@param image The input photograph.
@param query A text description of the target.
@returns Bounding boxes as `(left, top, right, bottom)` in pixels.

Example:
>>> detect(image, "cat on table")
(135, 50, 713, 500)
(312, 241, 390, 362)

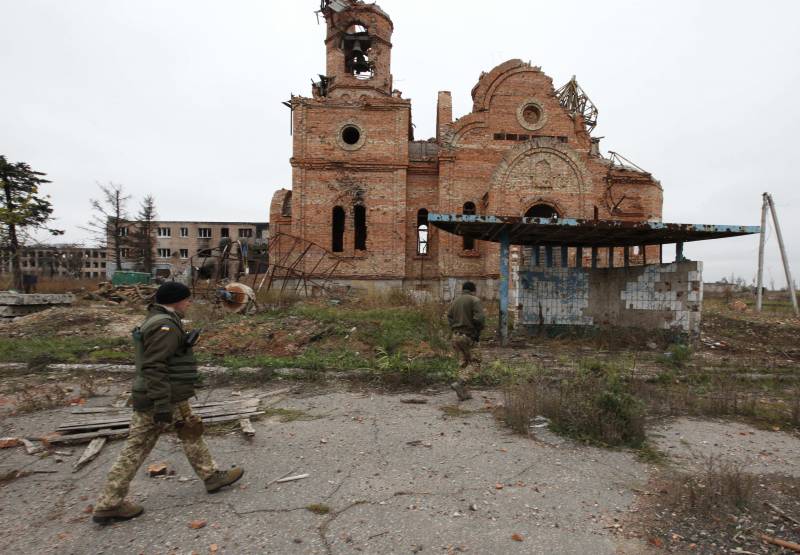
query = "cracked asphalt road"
(0, 382, 650, 554)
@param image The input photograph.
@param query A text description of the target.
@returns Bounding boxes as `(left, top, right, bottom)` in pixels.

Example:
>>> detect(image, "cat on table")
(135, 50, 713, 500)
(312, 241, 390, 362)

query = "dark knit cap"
(155, 282, 191, 305)
(462, 281, 476, 292)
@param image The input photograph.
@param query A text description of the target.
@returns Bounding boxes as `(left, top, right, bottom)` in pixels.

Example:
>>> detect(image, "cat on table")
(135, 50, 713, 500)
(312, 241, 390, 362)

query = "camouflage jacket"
(131, 304, 198, 413)
(447, 293, 486, 341)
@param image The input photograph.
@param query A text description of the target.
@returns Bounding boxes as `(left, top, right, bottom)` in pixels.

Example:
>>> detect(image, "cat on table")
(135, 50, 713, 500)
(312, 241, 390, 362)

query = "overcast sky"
(2, 0, 798, 284)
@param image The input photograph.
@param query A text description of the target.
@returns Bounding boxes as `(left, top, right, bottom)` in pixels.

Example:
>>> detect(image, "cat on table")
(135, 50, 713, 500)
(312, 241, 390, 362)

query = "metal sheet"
(427, 214, 759, 247)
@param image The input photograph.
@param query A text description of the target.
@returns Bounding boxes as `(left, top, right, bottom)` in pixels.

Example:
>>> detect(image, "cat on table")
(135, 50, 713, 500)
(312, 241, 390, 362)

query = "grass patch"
(0, 336, 131, 366)
(439, 405, 486, 418)
(664, 456, 755, 515)
(656, 344, 692, 369)
(636, 441, 668, 465)
(501, 360, 646, 447)
(305, 503, 331, 515)
(263, 407, 318, 422)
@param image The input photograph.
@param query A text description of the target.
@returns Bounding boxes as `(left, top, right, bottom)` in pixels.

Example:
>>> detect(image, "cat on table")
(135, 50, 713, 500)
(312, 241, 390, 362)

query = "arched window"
(354, 205, 367, 251)
(416, 208, 429, 255)
(462, 202, 476, 250)
(332, 206, 345, 253)
(525, 203, 559, 219)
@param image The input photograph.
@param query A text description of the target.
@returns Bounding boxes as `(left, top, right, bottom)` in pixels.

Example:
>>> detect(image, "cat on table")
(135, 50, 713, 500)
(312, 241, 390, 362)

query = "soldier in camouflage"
(93, 282, 245, 524)
(447, 281, 486, 401)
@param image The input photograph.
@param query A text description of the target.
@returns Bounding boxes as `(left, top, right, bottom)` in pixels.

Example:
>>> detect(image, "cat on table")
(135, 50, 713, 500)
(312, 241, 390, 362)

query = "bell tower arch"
(321, 0, 394, 96)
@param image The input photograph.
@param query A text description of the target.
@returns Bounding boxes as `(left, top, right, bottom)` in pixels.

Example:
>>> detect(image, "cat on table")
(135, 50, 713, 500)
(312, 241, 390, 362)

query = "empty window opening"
(332, 206, 345, 253)
(506, 133, 518, 141)
(281, 191, 292, 217)
(220, 227, 230, 238)
(525, 204, 559, 219)
(354, 205, 367, 250)
(341, 125, 361, 145)
(493, 133, 505, 140)
(416, 208, 429, 255)
(463, 202, 476, 250)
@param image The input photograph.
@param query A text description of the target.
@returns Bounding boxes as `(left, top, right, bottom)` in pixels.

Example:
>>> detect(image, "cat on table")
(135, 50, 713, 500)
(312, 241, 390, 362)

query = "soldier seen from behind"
(93, 282, 244, 523)
(447, 281, 486, 401)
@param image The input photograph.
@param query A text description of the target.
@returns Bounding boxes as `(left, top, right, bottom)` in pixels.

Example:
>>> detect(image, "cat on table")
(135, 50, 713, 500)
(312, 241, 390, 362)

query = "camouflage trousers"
(95, 401, 217, 510)
(452, 332, 482, 382)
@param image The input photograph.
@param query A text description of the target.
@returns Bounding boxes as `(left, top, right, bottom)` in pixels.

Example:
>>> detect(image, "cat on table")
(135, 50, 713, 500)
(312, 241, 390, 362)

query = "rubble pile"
(86, 282, 158, 304)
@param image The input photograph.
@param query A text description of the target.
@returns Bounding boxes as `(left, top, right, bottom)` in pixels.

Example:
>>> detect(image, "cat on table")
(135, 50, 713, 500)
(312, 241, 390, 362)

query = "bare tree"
(83, 183, 131, 271)
(132, 195, 157, 273)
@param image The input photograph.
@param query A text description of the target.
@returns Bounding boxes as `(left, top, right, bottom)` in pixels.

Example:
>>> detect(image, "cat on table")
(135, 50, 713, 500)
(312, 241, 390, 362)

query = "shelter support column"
(676, 242, 685, 262)
(499, 230, 510, 346)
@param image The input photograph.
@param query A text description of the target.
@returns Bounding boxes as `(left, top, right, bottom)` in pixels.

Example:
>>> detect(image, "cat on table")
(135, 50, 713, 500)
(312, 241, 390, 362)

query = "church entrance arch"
(525, 203, 559, 219)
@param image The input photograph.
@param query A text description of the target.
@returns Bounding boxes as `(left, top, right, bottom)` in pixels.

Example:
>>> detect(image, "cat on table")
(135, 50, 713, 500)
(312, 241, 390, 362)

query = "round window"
(516, 99, 547, 131)
(337, 122, 365, 151)
(522, 104, 542, 126)
(341, 125, 361, 145)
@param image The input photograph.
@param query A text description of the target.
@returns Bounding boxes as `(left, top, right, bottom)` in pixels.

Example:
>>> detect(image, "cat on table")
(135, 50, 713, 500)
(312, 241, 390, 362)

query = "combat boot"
(450, 380, 473, 401)
(205, 467, 244, 493)
(92, 500, 144, 524)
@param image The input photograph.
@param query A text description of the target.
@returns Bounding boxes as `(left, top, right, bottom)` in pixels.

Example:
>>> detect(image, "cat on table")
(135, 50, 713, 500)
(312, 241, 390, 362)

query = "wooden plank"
(58, 406, 262, 432)
(47, 428, 129, 445)
(73, 437, 106, 471)
(49, 412, 265, 444)
(70, 397, 261, 414)
(60, 400, 260, 430)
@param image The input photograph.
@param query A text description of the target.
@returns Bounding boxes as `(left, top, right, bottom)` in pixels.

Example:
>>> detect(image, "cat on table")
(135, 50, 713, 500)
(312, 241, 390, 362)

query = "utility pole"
(764, 193, 799, 317)
(756, 193, 768, 311)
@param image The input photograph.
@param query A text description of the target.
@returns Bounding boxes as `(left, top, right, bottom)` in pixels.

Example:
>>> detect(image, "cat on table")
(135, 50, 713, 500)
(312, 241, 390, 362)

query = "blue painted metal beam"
(499, 230, 510, 346)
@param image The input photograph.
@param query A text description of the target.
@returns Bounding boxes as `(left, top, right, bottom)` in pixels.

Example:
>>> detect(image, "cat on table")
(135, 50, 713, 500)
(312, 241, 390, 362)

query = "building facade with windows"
(1, 244, 109, 279)
(107, 220, 268, 279)
(269, 0, 663, 298)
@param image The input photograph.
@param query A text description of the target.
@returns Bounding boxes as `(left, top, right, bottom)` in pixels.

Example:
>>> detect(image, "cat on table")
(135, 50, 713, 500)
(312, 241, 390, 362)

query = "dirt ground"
(2, 292, 800, 553)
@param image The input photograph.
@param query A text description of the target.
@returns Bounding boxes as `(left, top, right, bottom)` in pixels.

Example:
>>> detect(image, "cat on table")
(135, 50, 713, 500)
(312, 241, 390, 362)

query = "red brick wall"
(270, 4, 663, 287)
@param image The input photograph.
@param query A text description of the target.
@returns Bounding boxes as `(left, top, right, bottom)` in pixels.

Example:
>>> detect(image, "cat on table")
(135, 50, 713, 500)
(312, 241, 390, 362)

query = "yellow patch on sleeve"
(159, 326, 172, 331)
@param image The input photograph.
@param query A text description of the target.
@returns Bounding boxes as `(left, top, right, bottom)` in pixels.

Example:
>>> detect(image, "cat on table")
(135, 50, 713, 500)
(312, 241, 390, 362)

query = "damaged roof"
(427, 214, 759, 247)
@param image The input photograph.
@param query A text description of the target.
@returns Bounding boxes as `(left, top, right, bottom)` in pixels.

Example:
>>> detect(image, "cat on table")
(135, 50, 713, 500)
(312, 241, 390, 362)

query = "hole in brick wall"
(558, 136, 568, 143)
(525, 204, 559, 219)
(493, 133, 505, 140)
(518, 134, 529, 141)
(506, 133, 518, 141)
(341, 126, 361, 145)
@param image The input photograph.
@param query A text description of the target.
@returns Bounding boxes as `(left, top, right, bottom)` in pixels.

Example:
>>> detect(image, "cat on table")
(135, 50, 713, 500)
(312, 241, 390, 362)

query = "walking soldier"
(447, 281, 486, 401)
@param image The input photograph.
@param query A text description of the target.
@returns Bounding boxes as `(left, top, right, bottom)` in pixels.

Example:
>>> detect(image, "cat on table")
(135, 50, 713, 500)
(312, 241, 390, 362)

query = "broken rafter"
(555, 76, 598, 134)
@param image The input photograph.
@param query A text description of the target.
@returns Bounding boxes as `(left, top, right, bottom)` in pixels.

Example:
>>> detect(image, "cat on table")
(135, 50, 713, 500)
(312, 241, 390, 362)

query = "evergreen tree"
(0, 156, 63, 289)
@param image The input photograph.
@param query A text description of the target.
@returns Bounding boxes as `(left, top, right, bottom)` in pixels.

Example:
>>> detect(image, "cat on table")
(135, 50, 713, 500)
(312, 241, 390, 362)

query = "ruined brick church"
(269, 0, 663, 298)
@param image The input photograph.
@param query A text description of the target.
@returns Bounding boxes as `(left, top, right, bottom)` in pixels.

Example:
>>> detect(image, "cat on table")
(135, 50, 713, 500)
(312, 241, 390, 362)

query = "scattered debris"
(400, 398, 428, 404)
(188, 519, 207, 530)
(73, 437, 106, 472)
(21, 438, 43, 455)
(511, 533, 524, 542)
(147, 463, 168, 477)
(729, 299, 748, 312)
(88, 282, 157, 305)
(239, 418, 255, 438)
(275, 473, 309, 484)
(0, 437, 21, 449)
(758, 533, 800, 552)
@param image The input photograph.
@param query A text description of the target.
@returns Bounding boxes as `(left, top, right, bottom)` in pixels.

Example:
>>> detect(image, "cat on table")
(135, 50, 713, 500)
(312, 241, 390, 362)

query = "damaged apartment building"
(270, 0, 665, 300)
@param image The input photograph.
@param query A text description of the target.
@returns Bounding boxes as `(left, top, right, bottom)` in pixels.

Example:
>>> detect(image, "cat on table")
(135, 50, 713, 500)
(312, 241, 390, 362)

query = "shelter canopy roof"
(427, 214, 759, 248)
